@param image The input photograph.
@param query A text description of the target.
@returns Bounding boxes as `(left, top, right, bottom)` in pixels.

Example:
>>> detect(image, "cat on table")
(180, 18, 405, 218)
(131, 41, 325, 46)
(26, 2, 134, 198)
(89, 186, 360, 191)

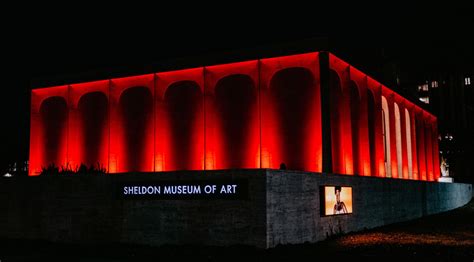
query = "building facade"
(29, 52, 440, 181)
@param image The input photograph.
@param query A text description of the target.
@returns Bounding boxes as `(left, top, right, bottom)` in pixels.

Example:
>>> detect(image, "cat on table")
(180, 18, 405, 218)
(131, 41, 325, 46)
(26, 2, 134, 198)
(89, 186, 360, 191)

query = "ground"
(1, 200, 473, 261)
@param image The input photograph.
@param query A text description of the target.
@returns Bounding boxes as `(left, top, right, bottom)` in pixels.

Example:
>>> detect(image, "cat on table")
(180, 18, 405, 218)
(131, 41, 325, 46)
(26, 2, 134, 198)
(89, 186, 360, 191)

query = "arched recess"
(164, 81, 203, 170)
(260, 53, 321, 172)
(214, 74, 257, 168)
(118, 86, 153, 172)
(416, 113, 427, 180)
(68, 80, 109, 170)
(410, 110, 419, 180)
(39, 96, 68, 169)
(330, 70, 343, 173)
(269, 67, 316, 171)
(394, 103, 403, 178)
(425, 119, 434, 181)
(156, 68, 203, 171)
(367, 89, 377, 177)
(77, 92, 108, 169)
(431, 120, 440, 181)
(381, 96, 391, 177)
(405, 108, 413, 179)
(349, 81, 361, 175)
(29, 86, 69, 176)
(204, 61, 259, 170)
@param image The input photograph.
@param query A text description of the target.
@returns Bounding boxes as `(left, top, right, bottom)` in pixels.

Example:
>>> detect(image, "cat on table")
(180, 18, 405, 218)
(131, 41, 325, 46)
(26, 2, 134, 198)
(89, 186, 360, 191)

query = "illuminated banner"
(117, 180, 248, 200)
(320, 186, 353, 216)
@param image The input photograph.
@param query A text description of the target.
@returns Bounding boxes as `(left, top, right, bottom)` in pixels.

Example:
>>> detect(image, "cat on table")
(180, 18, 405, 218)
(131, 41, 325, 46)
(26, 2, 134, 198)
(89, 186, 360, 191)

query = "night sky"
(2, 6, 473, 172)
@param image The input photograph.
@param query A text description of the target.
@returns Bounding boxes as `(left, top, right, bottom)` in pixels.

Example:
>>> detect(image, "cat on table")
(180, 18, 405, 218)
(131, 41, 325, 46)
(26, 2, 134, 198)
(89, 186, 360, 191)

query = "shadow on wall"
(40, 97, 68, 167)
(271, 67, 315, 170)
(119, 87, 153, 172)
(165, 81, 202, 170)
(215, 74, 257, 168)
(78, 92, 108, 167)
(325, 220, 344, 240)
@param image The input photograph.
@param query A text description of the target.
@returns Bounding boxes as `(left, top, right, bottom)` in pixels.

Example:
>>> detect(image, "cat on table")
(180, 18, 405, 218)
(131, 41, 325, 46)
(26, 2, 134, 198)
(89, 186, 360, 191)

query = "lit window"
(465, 77, 471, 85)
(419, 97, 429, 104)
(431, 81, 438, 88)
(417, 83, 429, 91)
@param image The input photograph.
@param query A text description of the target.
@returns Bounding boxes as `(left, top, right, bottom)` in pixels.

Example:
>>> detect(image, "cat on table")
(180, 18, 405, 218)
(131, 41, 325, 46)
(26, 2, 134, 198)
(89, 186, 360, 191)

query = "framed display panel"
(320, 185, 353, 216)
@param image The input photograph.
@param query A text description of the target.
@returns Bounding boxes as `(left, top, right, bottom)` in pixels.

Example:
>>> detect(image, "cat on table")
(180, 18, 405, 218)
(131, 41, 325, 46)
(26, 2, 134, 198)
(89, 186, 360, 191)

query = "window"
(417, 84, 429, 91)
(419, 97, 429, 104)
(431, 81, 438, 88)
(465, 77, 471, 86)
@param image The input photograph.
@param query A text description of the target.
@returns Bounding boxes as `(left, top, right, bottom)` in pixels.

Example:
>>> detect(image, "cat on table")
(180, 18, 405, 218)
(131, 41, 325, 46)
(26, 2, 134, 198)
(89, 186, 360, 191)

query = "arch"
(269, 67, 315, 170)
(118, 86, 153, 172)
(425, 121, 434, 181)
(381, 96, 391, 177)
(367, 89, 376, 176)
(39, 96, 68, 167)
(394, 103, 402, 178)
(349, 81, 360, 175)
(410, 112, 419, 180)
(77, 92, 108, 168)
(215, 74, 257, 168)
(164, 81, 203, 170)
(405, 109, 413, 179)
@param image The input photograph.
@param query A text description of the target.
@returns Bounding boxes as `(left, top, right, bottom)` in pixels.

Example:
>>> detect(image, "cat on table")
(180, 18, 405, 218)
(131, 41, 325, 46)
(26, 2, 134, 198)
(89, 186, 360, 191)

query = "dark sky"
(2, 6, 473, 169)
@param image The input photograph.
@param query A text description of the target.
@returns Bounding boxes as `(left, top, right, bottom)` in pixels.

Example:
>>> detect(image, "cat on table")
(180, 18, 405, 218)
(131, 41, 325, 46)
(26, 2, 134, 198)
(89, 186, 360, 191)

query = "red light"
(29, 52, 438, 183)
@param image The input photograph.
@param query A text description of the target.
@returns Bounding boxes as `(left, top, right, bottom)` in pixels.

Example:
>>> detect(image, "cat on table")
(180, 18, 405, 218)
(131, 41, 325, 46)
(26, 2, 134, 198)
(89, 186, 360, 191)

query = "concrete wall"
(266, 170, 472, 248)
(0, 170, 471, 249)
(0, 170, 267, 248)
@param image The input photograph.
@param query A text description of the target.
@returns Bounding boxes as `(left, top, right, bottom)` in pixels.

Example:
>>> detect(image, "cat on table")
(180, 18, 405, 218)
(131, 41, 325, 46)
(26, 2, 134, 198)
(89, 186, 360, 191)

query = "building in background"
(413, 72, 474, 183)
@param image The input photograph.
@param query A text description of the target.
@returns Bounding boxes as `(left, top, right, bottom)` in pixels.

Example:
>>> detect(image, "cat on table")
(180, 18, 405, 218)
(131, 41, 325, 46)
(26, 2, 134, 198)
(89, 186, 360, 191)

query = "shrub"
(40, 162, 107, 176)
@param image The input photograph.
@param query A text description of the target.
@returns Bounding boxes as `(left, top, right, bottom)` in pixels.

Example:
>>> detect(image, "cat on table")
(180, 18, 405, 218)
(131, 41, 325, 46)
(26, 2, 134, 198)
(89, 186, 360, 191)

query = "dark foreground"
(1, 200, 473, 262)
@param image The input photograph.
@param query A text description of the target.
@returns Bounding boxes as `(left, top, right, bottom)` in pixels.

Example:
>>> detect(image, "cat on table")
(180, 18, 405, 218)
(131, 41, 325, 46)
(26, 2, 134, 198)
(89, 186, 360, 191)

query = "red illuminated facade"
(29, 52, 440, 181)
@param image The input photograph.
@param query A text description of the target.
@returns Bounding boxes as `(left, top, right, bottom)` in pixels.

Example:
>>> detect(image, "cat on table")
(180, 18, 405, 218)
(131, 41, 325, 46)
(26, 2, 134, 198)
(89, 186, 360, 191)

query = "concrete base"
(0, 170, 472, 248)
(438, 176, 454, 183)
